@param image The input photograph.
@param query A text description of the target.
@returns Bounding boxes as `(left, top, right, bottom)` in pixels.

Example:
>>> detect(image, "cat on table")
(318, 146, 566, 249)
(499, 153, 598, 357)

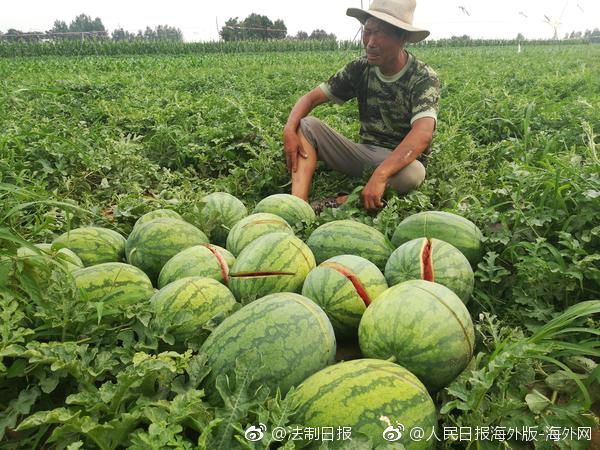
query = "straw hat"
(347, 0, 430, 43)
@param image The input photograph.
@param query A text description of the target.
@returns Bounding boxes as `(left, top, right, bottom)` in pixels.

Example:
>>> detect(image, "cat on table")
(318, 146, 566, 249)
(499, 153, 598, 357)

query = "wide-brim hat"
(347, 0, 430, 43)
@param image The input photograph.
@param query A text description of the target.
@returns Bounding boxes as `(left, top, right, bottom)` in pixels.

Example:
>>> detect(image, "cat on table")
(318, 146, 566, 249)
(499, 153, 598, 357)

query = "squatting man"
(283, 0, 440, 211)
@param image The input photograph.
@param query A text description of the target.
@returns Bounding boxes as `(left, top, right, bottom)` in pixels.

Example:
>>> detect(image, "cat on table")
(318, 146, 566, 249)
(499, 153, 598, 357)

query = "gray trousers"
(300, 117, 426, 194)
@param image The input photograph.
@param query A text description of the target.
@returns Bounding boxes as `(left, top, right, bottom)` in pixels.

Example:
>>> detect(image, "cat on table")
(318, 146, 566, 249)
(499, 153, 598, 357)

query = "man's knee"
(299, 116, 324, 148)
(387, 160, 426, 194)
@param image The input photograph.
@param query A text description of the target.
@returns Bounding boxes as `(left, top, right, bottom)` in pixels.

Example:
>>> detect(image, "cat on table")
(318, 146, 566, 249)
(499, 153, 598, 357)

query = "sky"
(1, 0, 598, 42)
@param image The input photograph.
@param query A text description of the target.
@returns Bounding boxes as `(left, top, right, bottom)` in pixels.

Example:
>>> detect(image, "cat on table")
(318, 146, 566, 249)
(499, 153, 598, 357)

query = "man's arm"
(362, 117, 436, 210)
(283, 87, 329, 173)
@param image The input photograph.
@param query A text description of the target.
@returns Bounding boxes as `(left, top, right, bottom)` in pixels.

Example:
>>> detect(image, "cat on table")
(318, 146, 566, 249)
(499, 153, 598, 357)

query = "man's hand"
(362, 173, 387, 210)
(283, 127, 308, 173)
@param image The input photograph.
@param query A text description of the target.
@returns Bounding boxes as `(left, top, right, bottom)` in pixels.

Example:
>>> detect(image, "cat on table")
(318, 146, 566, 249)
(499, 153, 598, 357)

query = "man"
(283, 0, 440, 211)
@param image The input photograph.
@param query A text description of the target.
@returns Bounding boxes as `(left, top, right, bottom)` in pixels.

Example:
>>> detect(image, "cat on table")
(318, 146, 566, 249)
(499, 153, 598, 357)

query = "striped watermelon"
(52, 226, 126, 266)
(306, 220, 394, 270)
(225, 212, 293, 257)
(200, 292, 336, 401)
(391, 211, 484, 265)
(125, 218, 209, 284)
(301, 255, 388, 340)
(133, 209, 183, 230)
(252, 194, 315, 226)
(18, 244, 84, 272)
(151, 276, 237, 345)
(228, 232, 315, 304)
(292, 359, 437, 448)
(358, 280, 475, 392)
(73, 262, 155, 314)
(198, 192, 248, 246)
(157, 244, 235, 288)
(385, 238, 474, 303)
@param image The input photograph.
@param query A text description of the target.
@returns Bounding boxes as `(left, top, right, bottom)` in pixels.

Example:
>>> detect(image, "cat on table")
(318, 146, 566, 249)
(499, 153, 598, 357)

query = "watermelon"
(385, 238, 474, 303)
(306, 220, 394, 270)
(225, 212, 293, 257)
(301, 255, 388, 340)
(73, 262, 155, 314)
(200, 292, 336, 402)
(18, 244, 84, 272)
(125, 218, 209, 284)
(252, 194, 315, 226)
(151, 276, 237, 345)
(391, 211, 484, 265)
(157, 244, 235, 289)
(133, 209, 183, 230)
(52, 226, 126, 266)
(228, 232, 316, 304)
(198, 192, 248, 246)
(292, 359, 437, 448)
(358, 280, 475, 392)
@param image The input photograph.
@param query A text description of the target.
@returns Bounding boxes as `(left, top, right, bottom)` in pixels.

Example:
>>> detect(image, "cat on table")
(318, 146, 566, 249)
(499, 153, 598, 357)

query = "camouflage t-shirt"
(319, 52, 440, 152)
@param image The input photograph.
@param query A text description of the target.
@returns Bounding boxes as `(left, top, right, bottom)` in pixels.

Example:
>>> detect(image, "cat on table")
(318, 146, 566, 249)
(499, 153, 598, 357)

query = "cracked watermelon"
(198, 192, 248, 246)
(252, 194, 315, 226)
(301, 255, 388, 340)
(292, 359, 437, 448)
(157, 244, 235, 289)
(385, 237, 474, 303)
(306, 220, 394, 270)
(358, 280, 475, 392)
(151, 276, 237, 345)
(391, 211, 484, 265)
(125, 218, 209, 284)
(228, 232, 315, 304)
(52, 226, 126, 267)
(200, 292, 336, 402)
(225, 212, 293, 257)
(73, 262, 155, 314)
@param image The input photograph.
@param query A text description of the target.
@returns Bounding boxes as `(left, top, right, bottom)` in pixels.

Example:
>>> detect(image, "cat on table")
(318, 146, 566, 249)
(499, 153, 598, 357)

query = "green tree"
(295, 30, 309, 40)
(309, 29, 336, 40)
(50, 20, 69, 34)
(220, 14, 287, 41)
(69, 14, 106, 33)
(220, 17, 242, 41)
(111, 27, 136, 41)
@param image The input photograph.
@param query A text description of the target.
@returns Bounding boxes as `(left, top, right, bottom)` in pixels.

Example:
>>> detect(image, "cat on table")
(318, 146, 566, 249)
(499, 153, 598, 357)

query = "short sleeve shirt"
(319, 52, 440, 150)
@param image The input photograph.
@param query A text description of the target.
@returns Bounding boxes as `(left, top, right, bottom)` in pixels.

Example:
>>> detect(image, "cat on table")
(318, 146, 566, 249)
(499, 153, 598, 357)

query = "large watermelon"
(18, 244, 84, 272)
(385, 238, 474, 303)
(252, 194, 315, 226)
(133, 209, 183, 231)
(125, 218, 209, 284)
(228, 232, 315, 304)
(391, 211, 484, 265)
(200, 292, 336, 402)
(157, 244, 235, 289)
(292, 359, 437, 448)
(73, 262, 155, 314)
(225, 212, 292, 256)
(301, 255, 388, 340)
(306, 220, 394, 270)
(151, 276, 237, 345)
(358, 280, 475, 392)
(197, 192, 248, 246)
(52, 226, 126, 266)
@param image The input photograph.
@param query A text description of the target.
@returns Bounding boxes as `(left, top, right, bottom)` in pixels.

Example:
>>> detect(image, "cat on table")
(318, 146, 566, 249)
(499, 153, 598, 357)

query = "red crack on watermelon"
(229, 271, 296, 278)
(322, 262, 371, 306)
(421, 239, 434, 282)
(203, 243, 229, 284)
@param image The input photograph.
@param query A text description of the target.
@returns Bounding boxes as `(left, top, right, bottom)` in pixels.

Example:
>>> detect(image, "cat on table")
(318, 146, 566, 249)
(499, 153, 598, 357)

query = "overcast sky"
(2, 0, 598, 41)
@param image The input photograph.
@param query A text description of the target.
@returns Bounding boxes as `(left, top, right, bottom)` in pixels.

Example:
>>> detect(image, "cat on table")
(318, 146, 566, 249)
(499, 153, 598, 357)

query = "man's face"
(362, 17, 405, 68)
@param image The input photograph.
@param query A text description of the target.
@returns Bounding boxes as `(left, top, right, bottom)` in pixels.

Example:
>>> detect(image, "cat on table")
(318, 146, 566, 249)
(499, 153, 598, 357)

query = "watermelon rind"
(292, 358, 437, 449)
(385, 237, 474, 303)
(133, 209, 183, 231)
(225, 212, 293, 257)
(200, 292, 336, 401)
(157, 244, 235, 289)
(52, 226, 127, 267)
(358, 280, 475, 392)
(253, 194, 315, 226)
(306, 220, 394, 270)
(198, 192, 248, 246)
(391, 211, 484, 265)
(125, 218, 209, 284)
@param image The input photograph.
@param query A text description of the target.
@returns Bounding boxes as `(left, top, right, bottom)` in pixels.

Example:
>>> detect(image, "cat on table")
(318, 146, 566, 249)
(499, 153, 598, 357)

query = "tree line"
(219, 14, 336, 41)
(0, 14, 183, 42)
